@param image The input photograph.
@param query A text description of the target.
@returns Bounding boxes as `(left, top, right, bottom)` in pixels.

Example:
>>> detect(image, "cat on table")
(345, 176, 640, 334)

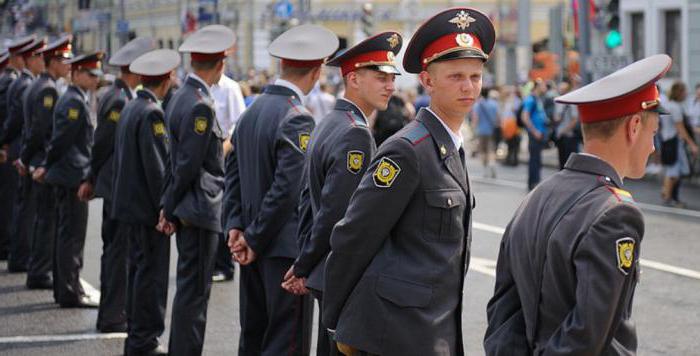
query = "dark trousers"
(8, 173, 35, 271)
(97, 200, 127, 330)
(238, 257, 313, 356)
(168, 225, 218, 356)
(53, 185, 88, 305)
(125, 223, 170, 354)
(504, 134, 520, 166)
(0, 161, 18, 259)
(556, 136, 580, 170)
(527, 134, 544, 190)
(26, 181, 56, 283)
(311, 289, 338, 356)
(214, 232, 235, 277)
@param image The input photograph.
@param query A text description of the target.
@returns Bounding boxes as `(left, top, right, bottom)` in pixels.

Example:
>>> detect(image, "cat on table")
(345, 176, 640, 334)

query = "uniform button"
(447, 198, 452, 206)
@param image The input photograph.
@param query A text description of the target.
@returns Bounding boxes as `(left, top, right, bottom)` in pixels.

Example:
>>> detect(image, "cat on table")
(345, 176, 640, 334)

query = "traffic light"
(604, 0, 621, 48)
(361, 3, 374, 37)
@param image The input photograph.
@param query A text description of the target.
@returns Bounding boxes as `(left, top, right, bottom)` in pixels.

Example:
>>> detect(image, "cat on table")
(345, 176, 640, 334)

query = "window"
(664, 10, 682, 78)
(630, 12, 644, 61)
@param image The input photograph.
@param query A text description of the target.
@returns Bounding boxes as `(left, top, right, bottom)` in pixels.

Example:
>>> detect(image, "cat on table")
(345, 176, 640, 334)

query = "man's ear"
(627, 113, 643, 141)
(418, 70, 432, 94)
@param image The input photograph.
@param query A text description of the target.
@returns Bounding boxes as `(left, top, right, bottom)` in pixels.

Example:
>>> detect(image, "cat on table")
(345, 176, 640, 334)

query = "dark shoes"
(59, 294, 100, 308)
(97, 323, 127, 333)
(26, 277, 53, 290)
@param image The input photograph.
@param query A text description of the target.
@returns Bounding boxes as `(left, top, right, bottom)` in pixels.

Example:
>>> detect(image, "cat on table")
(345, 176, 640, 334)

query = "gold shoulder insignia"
(108, 110, 121, 122)
(616, 237, 635, 275)
(373, 156, 401, 188)
(43, 95, 54, 108)
(67, 108, 79, 121)
(299, 132, 310, 152)
(194, 116, 208, 134)
(153, 122, 166, 137)
(347, 150, 364, 174)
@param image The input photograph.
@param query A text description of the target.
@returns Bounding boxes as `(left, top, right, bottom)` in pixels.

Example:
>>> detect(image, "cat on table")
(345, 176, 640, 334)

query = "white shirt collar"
(338, 97, 368, 124)
(189, 73, 211, 94)
(275, 78, 306, 105)
(426, 107, 463, 150)
(74, 85, 89, 101)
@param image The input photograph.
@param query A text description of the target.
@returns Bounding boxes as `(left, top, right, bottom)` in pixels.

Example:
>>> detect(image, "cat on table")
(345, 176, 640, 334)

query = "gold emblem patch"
(456, 33, 474, 48)
(373, 157, 401, 188)
(108, 110, 120, 122)
(616, 237, 635, 275)
(153, 122, 166, 137)
(194, 116, 208, 134)
(299, 132, 310, 152)
(67, 108, 79, 121)
(43, 96, 54, 108)
(449, 10, 477, 30)
(347, 150, 364, 174)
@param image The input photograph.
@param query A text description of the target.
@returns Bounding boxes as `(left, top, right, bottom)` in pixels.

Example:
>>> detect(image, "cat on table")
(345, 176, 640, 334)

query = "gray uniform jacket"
(294, 98, 377, 291)
(43, 85, 93, 188)
(0, 70, 33, 157)
(0, 67, 19, 142)
(224, 84, 315, 259)
(162, 76, 225, 233)
(484, 153, 643, 356)
(323, 108, 474, 356)
(89, 78, 132, 200)
(111, 89, 169, 226)
(20, 72, 58, 167)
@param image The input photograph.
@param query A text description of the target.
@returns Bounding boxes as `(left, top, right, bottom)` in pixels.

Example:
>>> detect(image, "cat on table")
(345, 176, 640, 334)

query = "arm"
(541, 204, 643, 355)
(242, 113, 315, 255)
(88, 96, 125, 183)
(521, 97, 541, 139)
(43, 99, 84, 168)
(0, 81, 28, 146)
(322, 138, 420, 330)
(21, 88, 57, 166)
(294, 127, 374, 278)
(138, 111, 169, 212)
(223, 133, 243, 232)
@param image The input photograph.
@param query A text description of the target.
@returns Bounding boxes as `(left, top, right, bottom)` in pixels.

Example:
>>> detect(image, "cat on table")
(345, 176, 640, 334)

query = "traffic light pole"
(578, 0, 592, 84)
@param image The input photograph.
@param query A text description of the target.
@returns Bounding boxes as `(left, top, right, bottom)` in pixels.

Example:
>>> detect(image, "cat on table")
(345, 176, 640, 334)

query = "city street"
(1, 153, 699, 355)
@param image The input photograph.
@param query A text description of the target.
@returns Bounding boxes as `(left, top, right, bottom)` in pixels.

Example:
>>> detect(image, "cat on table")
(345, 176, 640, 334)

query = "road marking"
(471, 176, 700, 219)
(473, 221, 700, 281)
(0, 332, 126, 344)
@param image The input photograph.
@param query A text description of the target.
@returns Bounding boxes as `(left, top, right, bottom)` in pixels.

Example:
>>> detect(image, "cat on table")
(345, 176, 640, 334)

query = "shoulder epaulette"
(344, 112, 368, 128)
(401, 121, 430, 146)
(287, 97, 309, 116)
(605, 184, 635, 204)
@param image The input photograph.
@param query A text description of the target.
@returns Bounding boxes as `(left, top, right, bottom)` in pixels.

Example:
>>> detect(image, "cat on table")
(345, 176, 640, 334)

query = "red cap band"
(577, 85, 660, 123)
(340, 50, 395, 76)
(73, 61, 101, 71)
(281, 58, 324, 68)
(191, 52, 226, 62)
(420, 33, 483, 70)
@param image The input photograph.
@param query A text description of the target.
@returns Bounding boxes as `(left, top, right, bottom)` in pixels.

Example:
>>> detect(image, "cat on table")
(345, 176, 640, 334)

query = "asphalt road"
(1, 157, 699, 355)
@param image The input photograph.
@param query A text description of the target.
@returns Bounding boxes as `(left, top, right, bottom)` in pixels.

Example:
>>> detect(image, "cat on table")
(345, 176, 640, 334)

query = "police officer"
(0, 36, 35, 261)
(223, 24, 338, 355)
(1, 36, 46, 273)
(322, 8, 495, 356)
(83, 37, 156, 333)
(20, 35, 72, 290)
(484, 54, 671, 355)
(158, 25, 233, 356)
(33, 52, 104, 308)
(113, 48, 179, 356)
(281, 31, 402, 356)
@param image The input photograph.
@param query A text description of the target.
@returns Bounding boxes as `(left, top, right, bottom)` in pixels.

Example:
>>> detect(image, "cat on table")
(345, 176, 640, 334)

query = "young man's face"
(74, 70, 100, 92)
(628, 112, 659, 179)
(26, 55, 45, 74)
(354, 68, 396, 111)
(421, 58, 483, 118)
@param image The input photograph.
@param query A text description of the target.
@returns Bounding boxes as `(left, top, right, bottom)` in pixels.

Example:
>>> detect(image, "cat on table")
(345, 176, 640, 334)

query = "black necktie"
(458, 146, 466, 172)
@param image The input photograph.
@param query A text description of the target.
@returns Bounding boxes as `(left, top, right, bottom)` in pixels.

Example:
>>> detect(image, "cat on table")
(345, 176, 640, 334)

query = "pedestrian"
(33, 52, 104, 308)
(473, 87, 500, 178)
(0, 37, 35, 263)
(307, 82, 337, 122)
(373, 94, 412, 146)
(501, 85, 521, 166)
(521, 79, 548, 190)
(223, 24, 338, 356)
(323, 7, 494, 355)
(660, 81, 699, 207)
(484, 54, 671, 355)
(113, 48, 180, 356)
(553, 81, 581, 169)
(210, 64, 246, 283)
(19, 35, 72, 290)
(0, 36, 45, 273)
(281, 31, 401, 356)
(158, 25, 234, 356)
(84, 37, 156, 333)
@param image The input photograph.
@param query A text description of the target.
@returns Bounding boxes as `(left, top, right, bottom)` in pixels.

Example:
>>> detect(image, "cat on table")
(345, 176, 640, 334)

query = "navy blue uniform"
(1, 69, 35, 272)
(43, 84, 94, 306)
(112, 88, 171, 354)
(91, 78, 133, 331)
(20, 72, 59, 287)
(161, 75, 224, 356)
(0, 66, 20, 260)
(224, 84, 315, 355)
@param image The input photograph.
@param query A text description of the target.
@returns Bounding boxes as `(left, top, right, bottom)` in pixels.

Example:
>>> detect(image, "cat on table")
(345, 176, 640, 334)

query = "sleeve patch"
(194, 116, 208, 134)
(108, 110, 121, 122)
(299, 132, 310, 152)
(373, 156, 401, 188)
(347, 150, 364, 174)
(43, 96, 54, 108)
(153, 122, 166, 137)
(616, 237, 635, 275)
(67, 108, 79, 121)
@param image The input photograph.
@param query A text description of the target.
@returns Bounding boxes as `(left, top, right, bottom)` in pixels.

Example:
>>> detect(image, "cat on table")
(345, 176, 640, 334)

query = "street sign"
(116, 19, 129, 34)
(275, 0, 294, 19)
(587, 54, 632, 77)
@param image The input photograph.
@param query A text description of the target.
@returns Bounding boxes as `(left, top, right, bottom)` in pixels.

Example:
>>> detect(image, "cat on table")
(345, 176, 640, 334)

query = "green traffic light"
(606, 30, 622, 48)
